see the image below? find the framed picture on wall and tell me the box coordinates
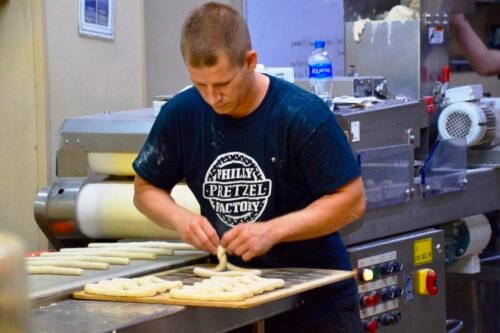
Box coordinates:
[79,0,114,40]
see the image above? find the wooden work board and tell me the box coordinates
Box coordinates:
[73,265,354,309]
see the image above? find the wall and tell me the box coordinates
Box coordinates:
[44,0,146,182]
[0,0,42,251]
[245,0,345,79]
[143,0,243,104]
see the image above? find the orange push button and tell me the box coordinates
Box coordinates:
[415,268,438,296]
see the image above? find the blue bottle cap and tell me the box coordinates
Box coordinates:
[314,40,325,49]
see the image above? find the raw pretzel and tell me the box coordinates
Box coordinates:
[193,246,262,278]
[84,276,182,297]
[169,274,285,302]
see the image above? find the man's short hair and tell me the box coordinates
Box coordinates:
[181,2,252,68]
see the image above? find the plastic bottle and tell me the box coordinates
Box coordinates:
[308,40,333,105]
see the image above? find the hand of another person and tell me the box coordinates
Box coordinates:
[221,222,275,261]
[450,13,466,27]
[176,215,219,255]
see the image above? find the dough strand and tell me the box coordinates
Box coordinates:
[26,260,108,270]
[27,266,83,276]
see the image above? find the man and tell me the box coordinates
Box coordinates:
[450,13,500,76]
[133,2,365,332]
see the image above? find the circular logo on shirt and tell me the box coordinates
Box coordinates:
[203,152,272,227]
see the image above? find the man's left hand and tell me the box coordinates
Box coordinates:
[221,222,275,261]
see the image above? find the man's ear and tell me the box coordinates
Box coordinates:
[245,50,258,70]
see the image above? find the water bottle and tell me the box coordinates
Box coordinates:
[308,40,333,106]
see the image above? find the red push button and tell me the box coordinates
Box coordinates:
[360,291,381,307]
[362,318,379,333]
[426,270,438,295]
[443,65,450,83]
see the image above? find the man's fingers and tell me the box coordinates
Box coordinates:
[199,220,219,254]
[232,242,248,257]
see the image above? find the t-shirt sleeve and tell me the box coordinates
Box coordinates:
[298,114,361,196]
[132,103,184,191]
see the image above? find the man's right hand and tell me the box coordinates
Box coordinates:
[175,215,220,255]
[133,175,219,255]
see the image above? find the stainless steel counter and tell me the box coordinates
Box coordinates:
[31,290,303,333]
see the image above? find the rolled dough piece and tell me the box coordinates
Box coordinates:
[88,241,197,251]
[26,266,83,276]
[25,260,108,270]
[60,247,173,256]
[40,251,157,260]
[26,255,129,265]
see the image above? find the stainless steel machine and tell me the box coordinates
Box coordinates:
[30,0,500,332]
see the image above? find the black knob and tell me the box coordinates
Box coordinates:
[381,287,395,301]
[381,314,395,326]
[380,262,393,275]
[391,311,402,323]
[390,286,404,298]
[390,261,403,272]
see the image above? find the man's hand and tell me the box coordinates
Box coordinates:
[176,215,220,255]
[134,175,220,255]
[221,222,275,261]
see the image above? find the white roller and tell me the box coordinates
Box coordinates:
[76,182,200,239]
[461,214,492,257]
[447,214,492,274]
[87,152,137,176]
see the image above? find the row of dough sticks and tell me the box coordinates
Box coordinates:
[26,241,198,276]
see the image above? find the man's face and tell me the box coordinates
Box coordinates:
[187,53,253,117]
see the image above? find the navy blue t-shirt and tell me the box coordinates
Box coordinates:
[133,75,361,308]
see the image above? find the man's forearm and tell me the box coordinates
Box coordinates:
[133,180,194,232]
[267,177,366,243]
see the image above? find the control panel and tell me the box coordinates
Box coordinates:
[348,229,446,333]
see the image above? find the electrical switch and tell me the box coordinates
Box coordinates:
[415,268,438,296]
